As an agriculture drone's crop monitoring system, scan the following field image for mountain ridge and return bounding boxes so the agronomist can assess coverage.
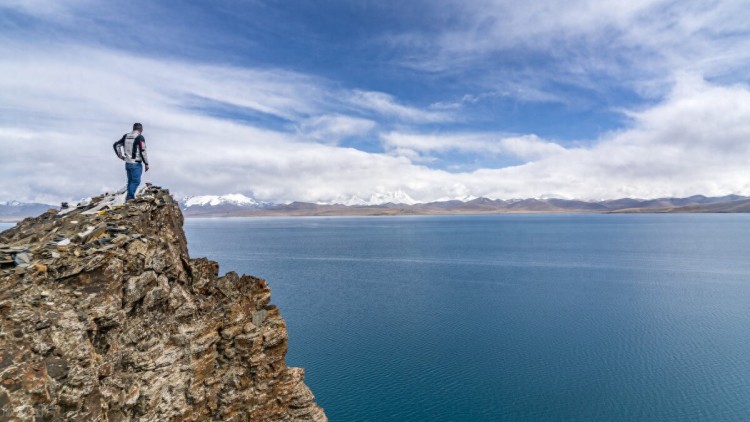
[5,194,750,222]
[178,194,750,217]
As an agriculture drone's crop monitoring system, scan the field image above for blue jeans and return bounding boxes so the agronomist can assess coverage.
[125,162,143,200]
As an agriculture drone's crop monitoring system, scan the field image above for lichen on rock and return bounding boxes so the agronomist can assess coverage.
[0,186,327,421]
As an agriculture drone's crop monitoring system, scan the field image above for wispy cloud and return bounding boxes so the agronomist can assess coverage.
[382,132,504,155]
[381,132,566,161]
[347,90,451,123]
[498,136,569,161]
[386,0,750,102]
[0,41,448,203]
[295,114,377,144]
[0,0,93,18]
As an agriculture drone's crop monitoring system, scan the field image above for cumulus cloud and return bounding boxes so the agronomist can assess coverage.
[375,74,750,201]
[457,75,750,200]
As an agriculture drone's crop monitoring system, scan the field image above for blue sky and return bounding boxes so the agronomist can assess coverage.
[2,0,750,203]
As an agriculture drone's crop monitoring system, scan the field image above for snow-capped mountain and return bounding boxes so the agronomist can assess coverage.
[434,195,478,203]
[183,194,261,208]
[368,190,419,205]
[179,194,268,217]
[328,194,368,206]
[331,190,419,206]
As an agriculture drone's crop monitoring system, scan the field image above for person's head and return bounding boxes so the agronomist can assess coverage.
[133,122,143,132]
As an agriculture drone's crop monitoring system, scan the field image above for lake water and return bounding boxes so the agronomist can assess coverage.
[6,214,750,421]
[183,214,750,421]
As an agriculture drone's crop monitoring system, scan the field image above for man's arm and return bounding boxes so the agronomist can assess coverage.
[113,135,125,160]
[137,135,150,171]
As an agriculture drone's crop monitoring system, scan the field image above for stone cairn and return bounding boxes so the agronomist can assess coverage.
[0,185,327,421]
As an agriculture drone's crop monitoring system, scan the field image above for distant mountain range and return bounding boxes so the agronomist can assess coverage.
[179,194,750,217]
[3,194,749,223]
[0,201,57,222]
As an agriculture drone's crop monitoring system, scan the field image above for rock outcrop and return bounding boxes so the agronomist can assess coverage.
[0,186,327,421]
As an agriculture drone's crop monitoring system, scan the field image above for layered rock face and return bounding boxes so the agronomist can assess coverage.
[0,186,326,421]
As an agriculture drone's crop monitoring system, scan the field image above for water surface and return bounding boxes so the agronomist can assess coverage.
[184,214,750,421]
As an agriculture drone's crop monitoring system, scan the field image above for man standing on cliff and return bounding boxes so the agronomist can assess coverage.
[113,122,150,201]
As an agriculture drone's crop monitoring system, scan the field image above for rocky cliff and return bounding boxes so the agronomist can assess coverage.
[0,186,327,421]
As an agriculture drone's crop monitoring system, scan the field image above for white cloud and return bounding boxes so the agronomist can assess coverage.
[381,132,566,161]
[295,114,376,144]
[375,74,750,201]
[388,0,750,101]
[498,136,568,160]
[459,74,750,199]
[0,42,451,203]
[2,38,750,205]
[382,132,502,154]
[0,0,93,19]
[347,90,450,123]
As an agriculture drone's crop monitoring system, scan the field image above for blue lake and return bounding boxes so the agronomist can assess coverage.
[183,214,750,421]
